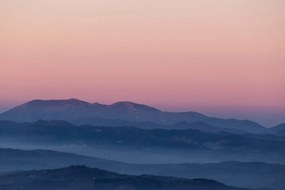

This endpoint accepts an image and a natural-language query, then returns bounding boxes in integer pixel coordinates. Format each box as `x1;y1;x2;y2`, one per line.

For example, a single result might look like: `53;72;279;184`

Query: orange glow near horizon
0;0;284;126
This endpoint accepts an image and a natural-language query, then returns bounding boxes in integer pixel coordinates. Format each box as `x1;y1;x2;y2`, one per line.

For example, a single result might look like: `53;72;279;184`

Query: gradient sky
0;0;284;127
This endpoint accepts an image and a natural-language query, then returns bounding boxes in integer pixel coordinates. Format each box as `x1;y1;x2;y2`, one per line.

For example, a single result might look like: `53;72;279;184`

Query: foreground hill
0;165;253;190
0;148;283;189
0;99;266;133
0;120;284;163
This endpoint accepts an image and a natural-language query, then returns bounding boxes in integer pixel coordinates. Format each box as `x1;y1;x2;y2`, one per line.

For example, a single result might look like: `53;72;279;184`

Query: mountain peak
92;102;107;107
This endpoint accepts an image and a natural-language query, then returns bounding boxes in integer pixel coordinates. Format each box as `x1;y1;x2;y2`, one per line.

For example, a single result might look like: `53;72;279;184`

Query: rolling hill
0;148;283;189
0;165;254;190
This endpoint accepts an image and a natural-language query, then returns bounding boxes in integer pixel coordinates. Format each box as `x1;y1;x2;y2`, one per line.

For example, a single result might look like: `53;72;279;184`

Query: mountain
0;120;284;163
0;165;254;190
0;148;283;190
0;99;266;133
0;99;93;121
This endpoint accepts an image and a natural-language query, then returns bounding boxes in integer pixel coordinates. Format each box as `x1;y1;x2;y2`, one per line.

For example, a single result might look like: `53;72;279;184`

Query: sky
0;0;284;127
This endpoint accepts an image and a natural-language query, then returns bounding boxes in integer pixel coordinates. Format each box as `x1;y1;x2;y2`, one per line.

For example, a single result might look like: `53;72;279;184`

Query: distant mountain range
0;120;285;163
0;165;257;190
0;98;267;133
0;148;283;190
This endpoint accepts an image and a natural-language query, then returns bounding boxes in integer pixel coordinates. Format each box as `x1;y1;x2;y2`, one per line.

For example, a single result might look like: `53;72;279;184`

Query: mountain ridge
0;120;284;164
0;148;282;190
0;165;255;190
0;98;266;133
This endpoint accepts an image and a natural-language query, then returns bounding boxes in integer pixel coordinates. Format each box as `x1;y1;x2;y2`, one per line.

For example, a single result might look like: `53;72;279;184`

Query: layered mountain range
0;99;268;133
0;148;283;190
0;120;284;163
0;98;284;190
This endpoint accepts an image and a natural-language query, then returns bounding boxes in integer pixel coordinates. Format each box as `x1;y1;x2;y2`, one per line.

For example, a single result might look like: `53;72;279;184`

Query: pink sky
0;0;284;126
